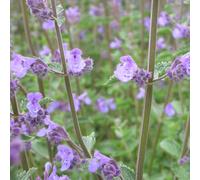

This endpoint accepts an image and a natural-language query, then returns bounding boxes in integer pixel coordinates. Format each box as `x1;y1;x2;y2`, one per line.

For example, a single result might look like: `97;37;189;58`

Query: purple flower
178;156;190;165
114;55;138;82
26;0;53;21
97;25;104;35
55;145;81;171
110;20;120;31
132;68;152;87
144;17;150;31
10;79;19;97
47;101;67;113
96;97;116;113
88;151;120;180
158;11;170;27
89;5;104;17
156;37;166;50
11;53;35;78
67;93;81;112
37;120;69;144
136;87;145;100
172;24;190;39
66;6;80;24
52;43;68;63
67;48;85;76
30;59;48;78
27;92;43;117
45;166;70;180
39;46;51;57
110;38;121;49
10;138;23;165
167;52;190;81
78;92;92;105
42;20;55;30
164;103;175;117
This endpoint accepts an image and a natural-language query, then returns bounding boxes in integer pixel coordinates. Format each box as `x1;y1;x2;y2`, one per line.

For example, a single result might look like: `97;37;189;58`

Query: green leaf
32;139;49;159
172;165;189;180
160;139;181;158
56;4;65;27
82;132;96;152
39;97;54;106
16;167;37;180
48;62;63;72
114;164;135;180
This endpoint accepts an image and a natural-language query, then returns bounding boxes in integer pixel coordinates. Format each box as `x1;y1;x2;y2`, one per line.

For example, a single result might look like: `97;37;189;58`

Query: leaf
16;167;37;180
160;139;181;158
39;97;54;106
48;62;62;72
114;164;135;180
172;164;189;180
82;132;96;152
56;4;65;27
32;139;49;159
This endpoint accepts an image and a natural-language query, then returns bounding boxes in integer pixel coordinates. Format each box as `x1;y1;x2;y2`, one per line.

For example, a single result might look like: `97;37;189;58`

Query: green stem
50;0;91;158
140;0;145;66
180;117;190;157
148;81;173;175
20;0;37;56
135;0;159;179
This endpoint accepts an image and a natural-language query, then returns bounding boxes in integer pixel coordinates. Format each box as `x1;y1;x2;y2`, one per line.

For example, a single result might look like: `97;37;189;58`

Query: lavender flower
82;58;94;73
55;145;81;171
96;97;116;113
67;93;81;112
132;68;152;87
110;38;121;49
156;37;166;50
178;156;190;165
172;24;190;39
10;79;19;97
78;92;92;105
30;59;48;78
37;120;69;144
42;20;55;30
66;6;80;24
88;151;120;180
47;101;67;114
158;11;170;27
39;46;51;57
164;103;175;117
10;119;21;137
136;87;145;100
26;0;53;21
11;53;35;78
44;165;70;180
27;92;43;117
114;55;138;83
167;52;190;81
10;138;23;165
89;5;104;17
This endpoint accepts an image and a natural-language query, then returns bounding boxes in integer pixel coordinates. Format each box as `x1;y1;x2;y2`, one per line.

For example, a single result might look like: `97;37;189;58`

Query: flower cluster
110;38;121;49
66;6;81;24
167;52;190;81
43;163;70;180
172;24;190;39
42;20;55;30
11;53;35;78
178;156;190;165
37;119;69;145
158;11;170;27
156;37;166;50
67;48;94;76
114;55;151;86
30;59;48;78
67;91;92;112
55;145;81;171
26;0;53;21
89;151;121;180
96;97;116;113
